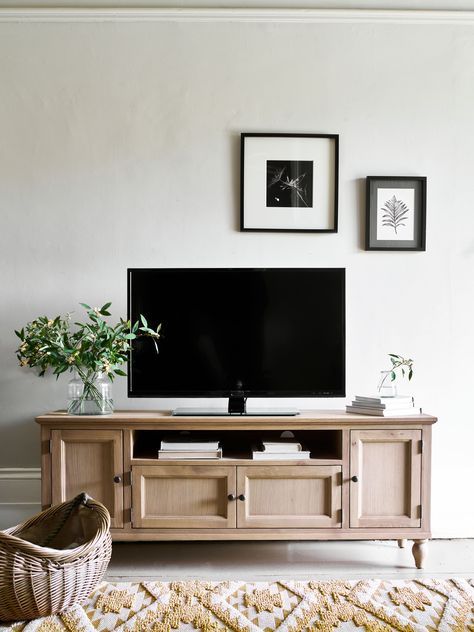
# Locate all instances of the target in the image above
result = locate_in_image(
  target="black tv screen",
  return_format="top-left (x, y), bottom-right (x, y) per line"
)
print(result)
top-left (128, 268), bottom-right (345, 400)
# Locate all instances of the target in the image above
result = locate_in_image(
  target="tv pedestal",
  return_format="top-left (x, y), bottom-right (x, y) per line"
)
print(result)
top-left (172, 395), bottom-right (299, 416)
top-left (172, 408), bottom-right (299, 416)
top-left (36, 409), bottom-right (436, 569)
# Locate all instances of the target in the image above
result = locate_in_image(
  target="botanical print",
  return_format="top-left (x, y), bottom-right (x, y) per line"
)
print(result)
top-left (381, 195), bottom-right (409, 235)
top-left (266, 160), bottom-right (313, 208)
top-left (376, 188), bottom-right (415, 241)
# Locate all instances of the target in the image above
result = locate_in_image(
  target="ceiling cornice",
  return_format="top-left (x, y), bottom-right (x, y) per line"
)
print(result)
top-left (0, 7), bottom-right (473, 23)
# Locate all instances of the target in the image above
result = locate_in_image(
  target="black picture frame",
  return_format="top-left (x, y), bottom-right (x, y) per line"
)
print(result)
top-left (365, 176), bottom-right (427, 251)
top-left (240, 133), bottom-right (339, 233)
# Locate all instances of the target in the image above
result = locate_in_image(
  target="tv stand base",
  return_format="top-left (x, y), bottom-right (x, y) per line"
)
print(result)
top-left (172, 407), bottom-right (299, 416)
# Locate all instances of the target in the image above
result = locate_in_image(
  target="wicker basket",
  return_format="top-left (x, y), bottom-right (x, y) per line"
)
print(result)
top-left (0, 492), bottom-right (112, 622)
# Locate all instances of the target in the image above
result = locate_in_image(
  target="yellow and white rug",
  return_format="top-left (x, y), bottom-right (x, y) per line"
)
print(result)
top-left (1, 579), bottom-right (474, 632)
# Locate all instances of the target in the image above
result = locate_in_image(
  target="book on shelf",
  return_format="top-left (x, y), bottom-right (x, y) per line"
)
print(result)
top-left (252, 450), bottom-right (311, 460)
top-left (158, 449), bottom-right (222, 460)
top-left (346, 405), bottom-right (422, 417)
top-left (261, 441), bottom-right (303, 453)
top-left (354, 395), bottom-right (414, 408)
top-left (160, 438), bottom-right (220, 451)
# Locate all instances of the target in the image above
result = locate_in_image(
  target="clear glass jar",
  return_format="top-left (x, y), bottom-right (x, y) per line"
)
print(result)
top-left (377, 370), bottom-right (397, 398)
top-left (67, 371), bottom-right (113, 415)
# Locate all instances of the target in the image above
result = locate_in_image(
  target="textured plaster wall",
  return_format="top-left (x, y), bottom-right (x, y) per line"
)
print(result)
top-left (0, 18), bottom-right (473, 536)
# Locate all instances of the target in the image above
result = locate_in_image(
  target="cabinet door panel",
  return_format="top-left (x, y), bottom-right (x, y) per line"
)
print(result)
top-left (237, 465), bottom-right (341, 528)
top-left (51, 429), bottom-right (123, 528)
top-left (350, 429), bottom-right (421, 528)
top-left (132, 465), bottom-right (236, 528)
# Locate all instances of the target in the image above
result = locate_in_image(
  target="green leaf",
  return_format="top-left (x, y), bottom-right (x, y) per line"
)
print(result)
top-left (101, 302), bottom-right (112, 312)
top-left (391, 371), bottom-right (396, 381)
top-left (114, 369), bottom-right (127, 376)
top-left (408, 369), bottom-right (413, 380)
top-left (125, 333), bottom-right (136, 339)
top-left (80, 303), bottom-right (92, 310)
top-left (140, 314), bottom-right (148, 328)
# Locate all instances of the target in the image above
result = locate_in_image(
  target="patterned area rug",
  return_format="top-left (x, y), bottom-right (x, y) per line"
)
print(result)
top-left (1, 579), bottom-right (474, 632)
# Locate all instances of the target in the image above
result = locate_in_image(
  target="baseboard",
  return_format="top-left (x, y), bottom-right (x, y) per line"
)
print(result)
top-left (0, 468), bottom-right (41, 529)
top-left (433, 530), bottom-right (474, 539)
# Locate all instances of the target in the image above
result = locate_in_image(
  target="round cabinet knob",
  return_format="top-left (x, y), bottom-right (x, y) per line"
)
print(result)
top-left (228, 494), bottom-right (236, 501)
top-left (113, 475), bottom-right (122, 483)
top-left (351, 475), bottom-right (358, 483)
top-left (238, 494), bottom-right (246, 501)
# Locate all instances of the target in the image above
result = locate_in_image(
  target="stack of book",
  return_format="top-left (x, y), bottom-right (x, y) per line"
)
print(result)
top-left (158, 438), bottom-right (222, 460)
top-left (252, 440), bottom-right (311, 460)
top-left (346, 395), bottom-right (421, 416)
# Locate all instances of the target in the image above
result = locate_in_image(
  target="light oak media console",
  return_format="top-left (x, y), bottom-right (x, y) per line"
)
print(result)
top-left (36, 410), bottom-right (436, 568)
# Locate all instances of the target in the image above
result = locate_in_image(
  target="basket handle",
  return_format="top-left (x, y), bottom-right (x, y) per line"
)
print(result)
top-left (38, 492), bottom-right (91, 547)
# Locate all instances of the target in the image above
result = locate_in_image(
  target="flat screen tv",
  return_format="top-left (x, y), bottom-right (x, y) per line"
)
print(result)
top-left (128, 268), bottom-right (345, 415)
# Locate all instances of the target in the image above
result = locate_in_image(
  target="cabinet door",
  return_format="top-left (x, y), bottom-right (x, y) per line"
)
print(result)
top-left (51, 429), bottom-right (123, 528)
top-left (350, 429), bottom-right (421, 528)
top-left (132, 465), bottom-right (236, 528)
top-left (237, 465), bottom-right (342, 528)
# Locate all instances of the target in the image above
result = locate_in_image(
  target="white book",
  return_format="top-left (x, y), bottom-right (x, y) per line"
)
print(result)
top-left (252, 451), bottom-right (311, 460)
top-left (351, 400), bottom-right (415, 410)
top-left (354, 395), bottom-right (414, 406)
top-left (158, 449), bottom-right (222, 459)
top-left (346, 405), bottom-right (422, 417)
top-left (262, 442), bottom-right (302, 453)
top-left (160, 439), bottom-right (220, 451)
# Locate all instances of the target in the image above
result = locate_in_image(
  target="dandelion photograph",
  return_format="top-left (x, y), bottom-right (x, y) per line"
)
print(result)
top-left (365, 176), bottom-right (427, 251)
top-left (266, 160), bottom-right (314, 208)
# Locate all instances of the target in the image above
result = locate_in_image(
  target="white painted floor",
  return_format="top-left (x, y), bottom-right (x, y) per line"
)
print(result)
top-left (107, 539), bottom-right (474, 581)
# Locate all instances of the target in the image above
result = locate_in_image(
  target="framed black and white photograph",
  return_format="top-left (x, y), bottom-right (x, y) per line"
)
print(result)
top-left (365, 176), bottom-right (427, 251)
top-left (240, 133), bottom-right (339, 232)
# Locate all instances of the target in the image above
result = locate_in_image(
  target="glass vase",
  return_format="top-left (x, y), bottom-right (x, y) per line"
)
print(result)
top-left (67, 371), bottom-right (113, 415)
top-left (377, 370), bottom-right (397, 398)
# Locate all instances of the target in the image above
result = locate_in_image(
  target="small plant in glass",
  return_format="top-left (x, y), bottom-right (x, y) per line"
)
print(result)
top-left (378, 353), bottom-right (414, 397)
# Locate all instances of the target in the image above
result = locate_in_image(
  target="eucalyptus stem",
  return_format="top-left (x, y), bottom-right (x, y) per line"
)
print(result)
top-left (378, 353), bottom-right (414, 393)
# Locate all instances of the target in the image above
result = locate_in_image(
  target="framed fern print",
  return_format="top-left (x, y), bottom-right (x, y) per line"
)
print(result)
top-left (365, 176), bottom-right (427, 251)
top-left (240, 133), bottom-right (339, 232)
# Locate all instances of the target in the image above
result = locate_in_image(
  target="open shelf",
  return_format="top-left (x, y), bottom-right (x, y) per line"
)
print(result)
top-left (131, 428), bottom-right (342, 462)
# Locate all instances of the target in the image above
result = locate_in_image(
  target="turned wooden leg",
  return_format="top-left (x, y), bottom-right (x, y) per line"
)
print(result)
top-left (412, 539), bottom-right (428, 569)
top-left (398, 539), bottom-right (406, 548)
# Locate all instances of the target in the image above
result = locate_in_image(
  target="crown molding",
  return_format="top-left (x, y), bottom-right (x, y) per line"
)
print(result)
top-left (0, 7), bottom-right (473, 24)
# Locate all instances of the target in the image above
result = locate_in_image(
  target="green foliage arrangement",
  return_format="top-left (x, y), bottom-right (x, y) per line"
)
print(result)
top-left (15, 302), bottom-right (161, 410)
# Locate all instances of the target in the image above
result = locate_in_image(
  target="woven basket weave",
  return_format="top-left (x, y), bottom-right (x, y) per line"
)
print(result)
top-left (0, 493), bottom-right (112, 622)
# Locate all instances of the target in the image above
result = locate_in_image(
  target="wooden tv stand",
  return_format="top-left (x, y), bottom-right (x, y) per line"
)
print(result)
top-left (36, 410), bottom-right (436, 568)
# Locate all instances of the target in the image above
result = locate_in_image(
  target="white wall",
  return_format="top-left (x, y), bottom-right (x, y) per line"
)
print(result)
top-left (1, 13), bottom-right (473, 537)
